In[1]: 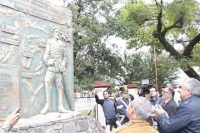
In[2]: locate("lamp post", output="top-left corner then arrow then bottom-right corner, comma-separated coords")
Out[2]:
153,46 -> 158,91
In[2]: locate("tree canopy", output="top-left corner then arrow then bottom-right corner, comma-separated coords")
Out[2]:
70,0 -> 124,87
116,0 -> 200,80
70,0 -> 200,90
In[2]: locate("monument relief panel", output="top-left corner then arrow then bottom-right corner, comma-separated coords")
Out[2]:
0,64 -> 19,122
0,0 -> 74,120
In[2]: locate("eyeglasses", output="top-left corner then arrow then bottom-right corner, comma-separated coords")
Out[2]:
162,91 -> 168,93
103,93 -> 108,95
178,85 -> 188,91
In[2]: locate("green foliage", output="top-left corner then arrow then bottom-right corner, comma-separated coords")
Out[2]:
120,1 -> 155,23
117,0 -> 200,46
122,50 -> 178,86
71,0 -> 123,87
164,0 -> 198,27
187,27 -> 198,38
122,53 -> 153,83
116,0 -> 200,79
156,55 -> 178,84
71,0 -> 200,88
191,44 -> 200,66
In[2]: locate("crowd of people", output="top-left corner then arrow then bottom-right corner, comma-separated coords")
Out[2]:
95,78 -> 200,133
1,77 -> 200,133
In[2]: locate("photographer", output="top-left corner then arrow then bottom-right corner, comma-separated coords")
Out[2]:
138,84 -> 151,99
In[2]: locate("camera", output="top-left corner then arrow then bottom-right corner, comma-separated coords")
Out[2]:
138,84 -> 152,97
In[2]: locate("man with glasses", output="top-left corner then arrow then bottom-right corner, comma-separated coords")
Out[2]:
161,85 -> 177,116
157,85 -> 177,133
95,90 -> 118,131
154,78 -> 200,133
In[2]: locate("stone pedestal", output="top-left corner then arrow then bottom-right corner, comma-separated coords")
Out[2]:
10,112 -> 105,133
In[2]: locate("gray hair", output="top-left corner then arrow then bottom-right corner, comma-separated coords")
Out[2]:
183,78 -> 200,96
129,97 -> 153,120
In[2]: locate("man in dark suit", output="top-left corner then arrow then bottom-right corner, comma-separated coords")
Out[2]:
158,85 -> 177,133
161,85 -> 177,116
154,78 -> 200,133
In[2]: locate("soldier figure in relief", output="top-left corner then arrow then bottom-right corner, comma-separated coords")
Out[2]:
41,27 -> 69,114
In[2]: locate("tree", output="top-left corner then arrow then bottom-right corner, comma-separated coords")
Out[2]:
70,0 -> 123,86
122,52 -> 153,84
116,0 -> 200,80
121,49 -> 177,87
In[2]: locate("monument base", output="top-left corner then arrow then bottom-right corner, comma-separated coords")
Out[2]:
10,112 -> 105,133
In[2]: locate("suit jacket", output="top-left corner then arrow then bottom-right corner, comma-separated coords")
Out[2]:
158,98 -> 177,133
157,96 -> 200,133
162,98 -> 177,116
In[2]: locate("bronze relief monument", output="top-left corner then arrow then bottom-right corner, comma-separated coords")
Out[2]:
0,1 -> 107,133
41,26 -> 72,114
0,0 -> 74,121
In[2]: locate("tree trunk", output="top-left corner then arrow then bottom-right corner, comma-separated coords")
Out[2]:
153,4 -> 200,81
183,67 -> 200,81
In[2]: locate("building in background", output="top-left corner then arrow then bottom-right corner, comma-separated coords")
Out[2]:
127,83 -> 139,98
